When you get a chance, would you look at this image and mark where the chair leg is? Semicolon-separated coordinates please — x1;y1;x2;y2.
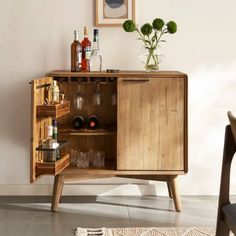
170;177;182;212
51;174;64;212
167;182;173;198
216;218;230;236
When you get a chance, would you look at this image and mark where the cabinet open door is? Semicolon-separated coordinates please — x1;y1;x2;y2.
30;77;70;183
117;77;187;171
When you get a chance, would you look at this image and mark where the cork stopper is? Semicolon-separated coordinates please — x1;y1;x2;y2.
84;27;88;37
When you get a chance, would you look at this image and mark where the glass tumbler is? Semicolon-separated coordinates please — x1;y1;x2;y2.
93;151;105;168
77;151;89;168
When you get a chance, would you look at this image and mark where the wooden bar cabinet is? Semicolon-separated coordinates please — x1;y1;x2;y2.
30;70;188;212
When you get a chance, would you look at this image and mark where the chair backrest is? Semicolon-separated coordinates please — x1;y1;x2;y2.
228;111;236;143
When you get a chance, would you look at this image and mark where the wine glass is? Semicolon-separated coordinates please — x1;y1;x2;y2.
74;83;84;110
93;83;102;106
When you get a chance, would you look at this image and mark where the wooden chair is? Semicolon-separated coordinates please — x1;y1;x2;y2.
216;111;236;236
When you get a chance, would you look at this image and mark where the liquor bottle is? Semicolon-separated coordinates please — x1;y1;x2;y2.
90;29;102;72
81;27;91;72
73;115;84;130
71;30;82;72
52;120;60;160
49;81;60;103
43;125;59;162
52;119;58;141
86;115;99;129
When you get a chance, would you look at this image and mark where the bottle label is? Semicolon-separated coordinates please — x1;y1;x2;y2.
52;91;59;103
76;45;82;64
85;46;91;60
53;126;57;140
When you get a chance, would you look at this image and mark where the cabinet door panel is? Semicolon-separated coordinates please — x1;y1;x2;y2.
117;77;185;171
31;77;53;182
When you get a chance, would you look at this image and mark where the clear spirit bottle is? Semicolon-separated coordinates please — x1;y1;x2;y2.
90;29;102;72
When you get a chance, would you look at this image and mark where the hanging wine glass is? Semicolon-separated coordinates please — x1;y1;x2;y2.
74;82;85;110
93;83;102;106
111;83;117;106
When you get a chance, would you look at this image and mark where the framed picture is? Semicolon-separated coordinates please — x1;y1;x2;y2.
95;0;136;27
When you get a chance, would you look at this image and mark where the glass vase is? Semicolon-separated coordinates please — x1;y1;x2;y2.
139;46;162;72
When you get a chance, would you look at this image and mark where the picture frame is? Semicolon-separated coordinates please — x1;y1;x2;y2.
95;0;136;27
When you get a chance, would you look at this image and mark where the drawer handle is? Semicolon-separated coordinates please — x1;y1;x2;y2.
123;79;150;83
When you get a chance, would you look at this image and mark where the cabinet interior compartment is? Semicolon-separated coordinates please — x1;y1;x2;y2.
57;77;117;170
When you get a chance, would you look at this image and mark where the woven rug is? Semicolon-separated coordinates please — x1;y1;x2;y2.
75;227;231;236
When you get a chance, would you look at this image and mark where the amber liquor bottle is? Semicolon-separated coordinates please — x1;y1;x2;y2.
81;27;91;72
71;30;82;72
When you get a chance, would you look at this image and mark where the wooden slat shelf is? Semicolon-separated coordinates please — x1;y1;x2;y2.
36;154;70;176
58;124;117;136
37;101;70;119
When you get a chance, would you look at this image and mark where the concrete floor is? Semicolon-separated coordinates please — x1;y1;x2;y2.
0;195;232;236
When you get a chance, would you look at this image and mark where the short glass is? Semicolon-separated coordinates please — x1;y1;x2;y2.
93;151;105;168
70;149;78;166
77;151;89;168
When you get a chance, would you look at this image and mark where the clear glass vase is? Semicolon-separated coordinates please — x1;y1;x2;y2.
139;46;162;72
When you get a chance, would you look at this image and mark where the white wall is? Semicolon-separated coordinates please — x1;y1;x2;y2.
1;0;236;196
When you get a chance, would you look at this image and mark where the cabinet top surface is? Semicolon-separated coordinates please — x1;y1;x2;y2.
46;70;187;78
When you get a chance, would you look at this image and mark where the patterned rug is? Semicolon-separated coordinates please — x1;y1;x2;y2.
75;227;228;236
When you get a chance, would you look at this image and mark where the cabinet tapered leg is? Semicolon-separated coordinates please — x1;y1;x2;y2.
170;177;182;212
167;182;173;198
51;174;64;212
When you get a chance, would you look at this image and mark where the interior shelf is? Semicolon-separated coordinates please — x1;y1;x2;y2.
58;124;117;136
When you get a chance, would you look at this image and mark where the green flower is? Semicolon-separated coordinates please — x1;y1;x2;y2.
141;23;153;36
166;21;177;34
152;18;165;30
123;20;136;32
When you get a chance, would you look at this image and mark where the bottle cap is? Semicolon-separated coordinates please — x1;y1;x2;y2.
52;119;57;126
94;29;98;35
84;27;88;36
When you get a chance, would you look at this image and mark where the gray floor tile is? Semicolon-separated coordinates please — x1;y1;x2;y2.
0;195;222;235
128;196;217;227
0;204;37;223
25;223;68;236
0;222;32;236
33;203;129;225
